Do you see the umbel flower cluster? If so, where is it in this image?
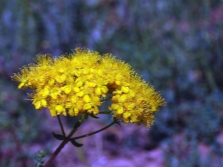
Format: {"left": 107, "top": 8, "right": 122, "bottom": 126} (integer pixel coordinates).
{"left": 12, "top": 48, "right": 165, "bottom": 127}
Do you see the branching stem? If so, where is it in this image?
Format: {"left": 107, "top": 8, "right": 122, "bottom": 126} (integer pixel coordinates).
{"left": 71, "top": 120, "right": 117, "bottom": 140}
{"left": 44, "top": 114, "right": 87, "bottom": 167}
{"left": 43, "top": 114, "right": 118, "bottom": 167}
{"left": 57, "top": 116, "right": 66, "bottom": 137}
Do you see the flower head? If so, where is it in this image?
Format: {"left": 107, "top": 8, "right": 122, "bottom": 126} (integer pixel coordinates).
{"left": 12, "top": 48, "right": 165, "bottom": 127}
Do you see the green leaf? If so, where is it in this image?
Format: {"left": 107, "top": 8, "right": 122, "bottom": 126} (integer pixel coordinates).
{"left": 52, "top": 132, "right": 65, "bottom": 140}
{"left": 70, "top": 139, "right": 83, "bottom": 147}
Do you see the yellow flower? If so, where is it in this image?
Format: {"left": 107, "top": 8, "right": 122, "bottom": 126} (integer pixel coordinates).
{"left": 12, "top": 48, "right": 165, "bottom": 127}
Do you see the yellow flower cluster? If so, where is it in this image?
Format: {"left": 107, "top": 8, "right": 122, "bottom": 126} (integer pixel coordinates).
{"left": 12, "top": 48, "right": 165, "bottom": 127}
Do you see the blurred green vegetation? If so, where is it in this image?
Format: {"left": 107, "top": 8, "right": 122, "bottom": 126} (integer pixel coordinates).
{"left": 1, "top": 0, "right": 223, "bottom": 166}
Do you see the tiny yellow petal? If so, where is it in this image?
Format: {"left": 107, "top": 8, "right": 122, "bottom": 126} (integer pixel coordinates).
{"left": 42, "top": 88, "right": 49, "bottom": 98}
{"left": 110, "top": 103, "right": 119, "bottom": 110}
{"left": 77, "top": 91, "right": 84, "bottom": 97}
{"left": 115, "top": 81, "right": 121, "bottom": 85}
{"left": 56, "top": 75, "right": 66, "bottom": 83}
{"left": 124, "top": 103, "right": 135, "bottom": 110}
{"left": 83, "top": 103, "right": 91, "bottom": 110}
{"left": 121, "top": 86, "right": 129, "bottom": 93}
{"left": 48, "top": 79, "right": 55, "bottom": 86}
{"left": 115, "top": 90, "right": 122, "bottom": 95}
{"left": 83, "top": 94, "right": 91, "bottom": 103}
{"left": 101, "top": 86, "right": 108, "bottom": 93}
{"left": 59, "top": 68, "right": 64, "bottom": 73}
{"left": 73, "top": 87, "right": 80, "bottom": 93}
{"left": 50, "top": 92, "right": 57, "bottom": 99}
{"left": 76, "top": 81, "right": 83, "bottom": 87}
{"left": 67, "top": 76, "right": 75, "bottom": 83}
{"left": 55, "top": 105, "right": 64, "bottom": 113}
{"left": 49, "top": 108, "right": 56, "bottom": 117}
{"left": 18, "top": 82, "right": 25, "bottom": 89}
{"left": 41, "top": 99, "right": 47, "bottom": 107}
{"left": 151, "top": 106, "right": 157, "bottom": 112}
{"left": 95, "top": 87, "right": 101, "bottom": 95}
{"left": 34, "top": 101, "right": 41, "bottom": 110}
{"left": 65, "top": 102, "right": 72, "bottom": 108}
{"left": 117, "top": 107, "right": 124, "bottom": 114}
{"left": 74, "top": 108, "right": 79, "bottom": 115}
{"left": 71, "top": 96, "right": 78, "bottom": 103}
{"left": 123, "top": 112, "right": 131, "bottom": 119}
{"left": 112, "top": 95, "right": 119, "bottom": 103}
{"left": 86, "top": 82, "right": 96, "bottom": 87}
{"left": 63, "top": 86, "right": 71, "bottom": 94}
{"left": 83, "top": 68, "right": 89, "bottom": 74}
{"left": 68, "top": 109, "right": 75, "bottom": 116}
{"left": 120, "top": 94, "right": 127, "bottom": 103}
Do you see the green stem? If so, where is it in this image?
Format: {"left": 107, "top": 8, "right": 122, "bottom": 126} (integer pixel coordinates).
{"left": 57, "top": 116, "right": 66, "bottom": 137}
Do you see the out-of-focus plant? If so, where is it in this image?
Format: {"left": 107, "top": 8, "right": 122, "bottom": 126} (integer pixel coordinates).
{"left": 32, "top": 151, "right": 46, "bottom": 167}
{"left": 12, "top": 48, "right": 165, "bottom": 166}
{"left": 0, "top": 77, "right": 47, "bottom": 166}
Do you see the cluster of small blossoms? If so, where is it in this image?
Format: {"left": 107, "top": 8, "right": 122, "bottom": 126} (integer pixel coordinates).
{"left": 12, "top": 48, "right": 165, "bottom": 127}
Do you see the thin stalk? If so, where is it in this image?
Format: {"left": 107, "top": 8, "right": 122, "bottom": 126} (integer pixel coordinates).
{"left": 44, "top": 114, "right": 87, "bottom": 167}
{"left": 44, "top": 115, "right": 118, "bottom": 167}
{"left": 43, "top": 139, "right": 68, "bottom": 167}
{"left": 98, "top": 111, "right": 113, "bottom": 114}
{"left": 67, "top": 114, "right": 88, "bottom": 138}
{"left": 57, "top": 116, "right": 66, "bottom": 137}
{"left": 71, "top": 120, "right": 117, "bottom": 140}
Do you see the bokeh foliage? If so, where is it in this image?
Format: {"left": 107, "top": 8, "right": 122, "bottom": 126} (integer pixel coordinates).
{"left": 1, "top": 0, "right": 223, "bottom": 166}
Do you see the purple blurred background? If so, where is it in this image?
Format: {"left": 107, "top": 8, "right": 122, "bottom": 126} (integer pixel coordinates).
{"left": 1, "top": 0, "right": 223, "bottom": 166}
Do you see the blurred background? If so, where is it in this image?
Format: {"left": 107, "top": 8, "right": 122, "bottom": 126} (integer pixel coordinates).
{"left": 1, "top": 0, "right": 223, "bottom": 166}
